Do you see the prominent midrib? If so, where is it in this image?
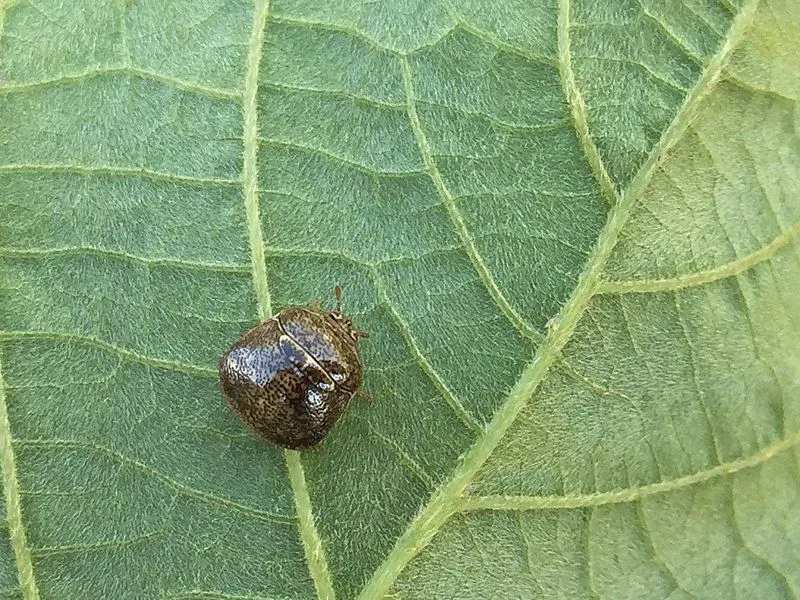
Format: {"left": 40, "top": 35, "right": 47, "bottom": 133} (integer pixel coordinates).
{"left": 0, "top": 361, "right": 40, "bottom": 599}
{"left": 240, "top": 2, "right": 334, "bottom": 599}
{"left": 243, "top": 0, "right": 273, "bottom": 322}
{"left": 356, "top": 1, "right": 761, "bottom": 597}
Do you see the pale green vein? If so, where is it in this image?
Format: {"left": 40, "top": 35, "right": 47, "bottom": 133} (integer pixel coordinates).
{"left": 515, "top": 512, "right": 536, "bottom": 580}
{"left": 263, "top": 242, "right": 464, "bottom": 270}
{"left": 360, "top": 419, "right": 437, "bottom": 489}
{"left": 399, "top": 56, "right": 542, "bottom": 344}
{"left": 243, "top": 0, "right": 272, "bottom": 321}
{"left": 583, "top": 507, "right": 601, "bottom": 600}
{"left": 375, "top": 278, "right": 483, "bottom": 434}
{"left": 638, "top": 7, "right": 704, "bottom": 68}
{"left": 262, "top": 79, "right": 406, "bottom": 110}
{"left": 728, "top": 472, "right": 796, "bottom": 598}
{"left": 619, "top": 0, "right": 761, "bottom": 211}
{"left": 0, "top": 163, "right": 240, "bottom": 187}
{"left": 0, "top": 246, "right": 251, "bottom": 274}
{"left": 727, "top": 74, "right": 797, "bottom": 103}
{"left": 0, "top": 359, "right": 40, "bottom": 600}
{"left": 357, "top": 3, "right": 760, "bottom": 596}
{"left": 14, "top": 438, "right": 293, "bottom": 524}
{"left": 268, "top": 14, "right": 391, "bottom": 55}
{"left": 557, "top": 0, "right": 617, "bottom": 207}
{"left": 0, "top": 66, "right": 241, "bottom": 99}
{"left": 0, "top": 330, "right": 217, "bottom": 378}
{"left": 242, "top": 2, "right": 334, "bottom": 598}
{"left": 31, "top": 529, "right": 166, "bottom": 558}
{"left": 578, "top": 55, "right": 689, "bottom": 95}
{"left": 457, "top": 430, "right": 800, "bottom": 511}
{"left": 558, "top": 356, "right": 639, "bottom": 409}
{"left": 285, "top": 452, "right": 336, "bottom": 600}
{"left": 672, "top": 291, "right": 725, "bottom": 464}
{"left": 421, "top": 97, "right": 569, "bottom": 134}
{"left": 258, "top": 137, "right": 425, "bottom": 178}
{"left": 632, "top": 501, "right": 692, "bottom": 598}
{"left": 600, "top": 221, "right": 800, "bottom": 294}
{"left": 452, "top": 19, "right": 555, "bottom": 66}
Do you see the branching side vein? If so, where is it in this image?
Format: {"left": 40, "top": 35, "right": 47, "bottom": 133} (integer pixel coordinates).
{"left": 459, "top": 430, "right": 800, "bottom": 511}
{"left": 600, "top": 222, "right": 800, "bottom": 294}
{"left": 357, "top": 1, "right": 762, "bottom": 596}
{"left": 399, "top": 56, "right": 543, "bottom": 344}
{"left": 557, "top": 0, "right": 618, "bottom": 207}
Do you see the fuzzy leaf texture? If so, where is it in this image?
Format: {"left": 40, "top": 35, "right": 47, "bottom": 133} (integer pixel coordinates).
{"left": 1, "top": 0, "right": 799, "bottom": 599}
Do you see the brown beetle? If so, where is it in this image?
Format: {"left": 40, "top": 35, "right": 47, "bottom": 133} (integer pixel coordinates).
{"left": 219, "top": 288, "right": 367, "bottom": 449}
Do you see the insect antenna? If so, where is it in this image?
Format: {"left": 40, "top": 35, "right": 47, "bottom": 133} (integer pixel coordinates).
{"left": 334, "top": 285, "right": 343, "bottom": 313}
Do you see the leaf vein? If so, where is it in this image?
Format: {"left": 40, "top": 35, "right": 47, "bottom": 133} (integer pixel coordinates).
{"left": 356, "top": 417, "right": 437, "bottom": 489}
{"left": 357, "top": 1, "right": 762, "bottom": 595}
{"left": 374, "top": 279, "right": 483, "bottom": 434}
{"left": 242, "top": 3, "right": 336, "bottom": 598}
{"left": 728, "top": 483, "right": 798, "bottom": 599}
{"left": 600, "top": 221, "right": 800, "bottom": 294}
{"left": 419, "top": 98, "right": 569, "bottom": 133}
{"left": 14, "top": 438, "right": 293, "bottom": 523}
{"left": 458, "top": 430, "right": 799, "bottom": 511}
{"left": 576, "top": 55, "right": 689, "bottom": 95}
{"left": 451, "top": 19, "right": 556, "bottom": 66}
{"left": 31, "top": 528, "right": 167, "bottom": 558}
{"left": 583, "top": 507, "right": 601, "bottom": 600}
{"left": 285, "top": 452, "right": 336, "bottom": 600}
{"left": 0, "top": 359, "right": 40, "bottom": 600}
{"left": 0, "top": 330, "right": 217, "bottom": 378}
{"left": 258, "top": 137, "right": 425, "bottom": 177}
{"left": 0, "top": 66, "right": 241, "bottom": 99}
{"left": 242, "top": 3, "right": 273, "bottom": 321}
{"left": 0, "top": 163, "right": 240, "bottom": 186}
{"left": 261, "top": 80, "right": 405, "bottom": 110}
{"left": 268, "top": 14, "right": 396, "bottom": 56}
{"left": 637, "top": 4, "right": 705, "bottom": 67}
{"left": 263, "top": 243, "right": 464, "bottom": 271}
{"left": 671, "top": 292, "right": 724, "bottom": 463}
{"left": 557, "top": 0, "right": 618, "bottom": 207}
{"left": 0, "top": 246, "right": 251, "bottom": 274}
{"left": 633, "top": 501, "right": 694, "bottom": 598}
{"left": 400, "top": 56, "right": 542, "bottom": 343}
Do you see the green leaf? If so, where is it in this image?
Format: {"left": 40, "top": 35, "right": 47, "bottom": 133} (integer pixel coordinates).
{"left": 1, "top": 0, "right": 798, "bottom": 598}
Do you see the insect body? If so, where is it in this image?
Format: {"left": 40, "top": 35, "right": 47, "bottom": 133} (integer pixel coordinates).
{"left": 219, "top": 290, "right": 366, "bottom": 449}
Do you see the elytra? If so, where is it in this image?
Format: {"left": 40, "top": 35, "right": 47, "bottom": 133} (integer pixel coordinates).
{"left": 219, "top": 288, "right": 367, "bottom": 450}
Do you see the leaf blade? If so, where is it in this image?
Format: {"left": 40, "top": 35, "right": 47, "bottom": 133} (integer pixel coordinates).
{"left": 0, "top": 0, "right": 797, "bottom": 598}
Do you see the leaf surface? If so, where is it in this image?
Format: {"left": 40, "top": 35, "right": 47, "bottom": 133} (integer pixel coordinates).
{"left": 0, "top": 0, "right": 798, "bottom": 599}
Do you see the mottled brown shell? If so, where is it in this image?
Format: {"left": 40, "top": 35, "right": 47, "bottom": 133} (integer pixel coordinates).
{"left": 219, "top": 306, "right": 364, "bottom": 449}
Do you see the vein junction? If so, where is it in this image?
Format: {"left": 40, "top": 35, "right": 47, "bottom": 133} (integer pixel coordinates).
{"left": 357, "top": 0, "right": 771, "bottom": 597}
